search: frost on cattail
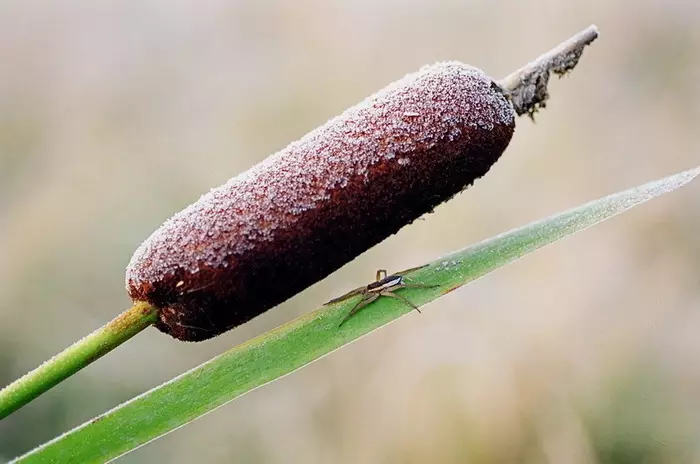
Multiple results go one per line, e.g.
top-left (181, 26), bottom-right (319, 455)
top-left (126, 62), bottom-right (515, 341)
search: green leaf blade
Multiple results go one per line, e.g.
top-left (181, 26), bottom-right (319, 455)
top-left (15, 167), bottom-right (699, 463)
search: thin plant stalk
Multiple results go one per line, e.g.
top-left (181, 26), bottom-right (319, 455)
top-left (0, 302), bottom-right (158, 419)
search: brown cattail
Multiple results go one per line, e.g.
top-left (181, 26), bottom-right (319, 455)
top-left (126, 62), bottom-right (515, 341)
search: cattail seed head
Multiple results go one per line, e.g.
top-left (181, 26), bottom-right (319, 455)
top-left (126, 62), bottom-right (515, 341)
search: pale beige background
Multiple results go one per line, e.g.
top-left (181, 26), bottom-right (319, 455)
top-left (1, 1), bottom-right (700, 463)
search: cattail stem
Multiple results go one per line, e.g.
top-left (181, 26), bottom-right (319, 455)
top-left (0, 302), bottom-right (157, 420)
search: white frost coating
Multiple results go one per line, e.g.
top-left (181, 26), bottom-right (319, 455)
top-left (434, 259), bottom-right (463, 272)
top-left (126, 62), bottom-right (515, 289)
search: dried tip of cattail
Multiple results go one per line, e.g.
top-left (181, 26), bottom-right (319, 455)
top-left (497, 25), bottom-right (599, 118)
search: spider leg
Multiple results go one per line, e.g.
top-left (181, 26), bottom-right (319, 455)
top-left (339, 293), bottom-right (380, 327)
top-left (325, 286), bottom-right (365, 305)
top-left (380, 290), bottom-right (422, 314)
top-left (375, 269), bottom-right (388, 281)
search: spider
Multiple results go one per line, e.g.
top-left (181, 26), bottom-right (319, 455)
top-left (327, 265), bottom-right (438, 326)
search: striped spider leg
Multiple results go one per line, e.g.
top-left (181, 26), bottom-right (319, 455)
top-left (326, 265), bottom-right (438, 326)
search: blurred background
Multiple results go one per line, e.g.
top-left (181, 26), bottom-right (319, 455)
top-left (1, 1), bottom-right (700, 462)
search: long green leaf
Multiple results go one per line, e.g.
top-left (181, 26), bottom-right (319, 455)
top-left (15, 167), bottom-right (699, 463)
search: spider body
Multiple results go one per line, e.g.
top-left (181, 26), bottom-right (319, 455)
top-left (366, 273), bottom-right (404, 292)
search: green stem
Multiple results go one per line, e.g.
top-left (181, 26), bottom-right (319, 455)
top-left (0, 301), bottom-right (158, 420)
